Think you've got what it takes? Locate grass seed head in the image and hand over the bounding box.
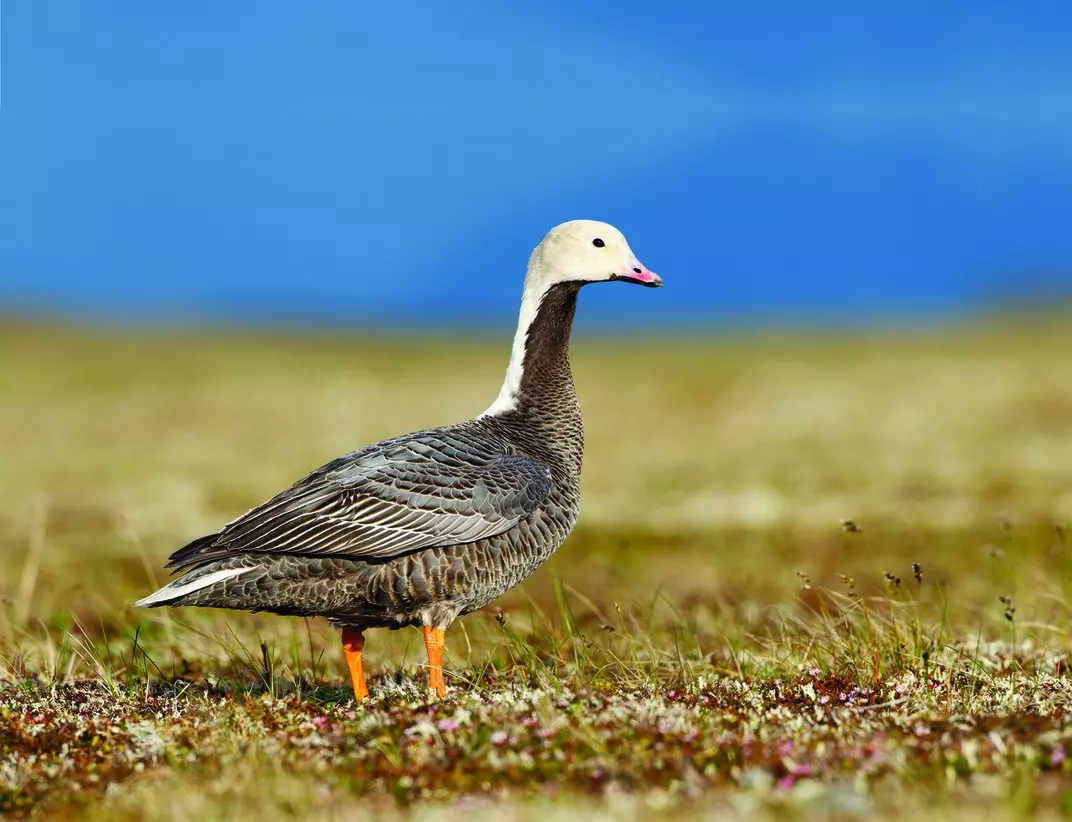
[838,574,857,598]
[999,595,1016,622]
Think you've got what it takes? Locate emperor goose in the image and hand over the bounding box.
[136,220,661,700]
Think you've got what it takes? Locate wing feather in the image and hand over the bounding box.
[167,426,552,569]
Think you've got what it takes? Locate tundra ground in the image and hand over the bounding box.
[1,318,1071,820]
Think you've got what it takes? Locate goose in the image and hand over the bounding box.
[135,220,661,700]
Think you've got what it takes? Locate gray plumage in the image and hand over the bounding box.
[141,283,584,629]
[136,219,661,645]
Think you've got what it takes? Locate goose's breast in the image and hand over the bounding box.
[446,487,578,611]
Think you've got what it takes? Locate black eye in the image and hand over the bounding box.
[592,238,605,248]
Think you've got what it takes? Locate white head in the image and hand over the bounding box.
[481,220,661,417]
[525,219,661,292]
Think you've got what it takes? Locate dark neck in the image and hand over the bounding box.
[515,282,581,415]
[482,281,584,475]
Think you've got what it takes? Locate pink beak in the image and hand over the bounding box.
[613,258,662,287]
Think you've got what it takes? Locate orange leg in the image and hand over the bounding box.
[341,627,369,701]
[423,626,447,697]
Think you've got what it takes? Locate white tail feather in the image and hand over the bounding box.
[134,566,253,607]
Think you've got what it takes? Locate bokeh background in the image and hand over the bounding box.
[4,1,1072,593]
[3,2,1071,325]
[3,0,1072,624]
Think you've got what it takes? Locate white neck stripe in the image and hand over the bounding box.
[479,279,548,418]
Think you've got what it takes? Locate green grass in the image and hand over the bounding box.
[2,317,1072,820]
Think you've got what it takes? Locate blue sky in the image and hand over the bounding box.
[2,2,1070,328]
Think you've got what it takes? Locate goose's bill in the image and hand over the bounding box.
[610,259,662,287]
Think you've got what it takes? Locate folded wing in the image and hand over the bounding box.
[167,428,553,570]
